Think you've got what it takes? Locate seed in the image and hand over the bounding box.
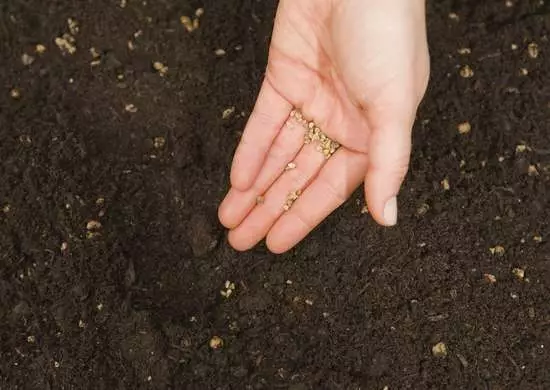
[483,273,497,283]
[209,336,223,349]
[180,16,194,32]
[35,44,47,54]
[195,8,204,17]
[153,61,168,76]
[86,220,102,231]
[528,165,539,176]
[125,104,138,113]
[256,195,265,205]
[457,47,471,55]
[457,121,471,134]
[519,68,529,76]
[489,245,505,256]
[21,53,35,66]
[448,12,459,21]
[215,49,226,56]
[10,88,21,99]
[460,65,474,78]
[432,342,448,357]
[285,162,296,171]
[441,178,450,191]
[512,268,525,281]
[222,107,235,119]
[527,43,539,59]
[153,136,166,149]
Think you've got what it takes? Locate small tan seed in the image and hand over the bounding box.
[527,42,539,59]
[460,65,474,78]
[457,121,471,134]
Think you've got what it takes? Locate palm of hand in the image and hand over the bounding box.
[219,0,429,253]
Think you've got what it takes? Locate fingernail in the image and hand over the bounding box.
[383,196,398,226]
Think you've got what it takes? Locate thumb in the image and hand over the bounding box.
[364,106,415,226]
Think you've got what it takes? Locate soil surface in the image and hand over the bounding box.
[1,0,550,389]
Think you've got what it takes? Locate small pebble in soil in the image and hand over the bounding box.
[527,43,539,59]
[457,121,471,134]
[222,106,235,119]
[483,273,497,283]
[460,65,474,78]
[512,268,525,281]
[209,336,223,349]
[432,342,448,357]
[125,104,138,113]
[10,88,21,99]
[489,245,505,256]
[21,53,35,66]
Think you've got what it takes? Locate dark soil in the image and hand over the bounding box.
[1,0,550,389]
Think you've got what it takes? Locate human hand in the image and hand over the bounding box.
[219,0,430,253]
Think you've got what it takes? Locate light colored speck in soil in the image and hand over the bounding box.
[222,106,235,119]
[457,47,471,55]
[448,12,459,21]
[35,44,46,54]
[86,220,102,231]
[457,121,471,134]
[460,65,474,78]
[489,245,505,256]
[10,88,20,99]
[125,104,138,113]
[153,136,166,149]
[432,342,448,357]
[512,268,525,281]
[528,42,539,59]
[209,335,223,349]
[21,53,35,66]
[153,61,168,76]
[215,49,226,56]
[441,178,450,191]
[528,165,539,176]
[483,273,497,283]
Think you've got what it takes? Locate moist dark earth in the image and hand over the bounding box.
[1,0,549,389]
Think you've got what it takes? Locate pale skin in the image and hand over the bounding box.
[219,0,430,253]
